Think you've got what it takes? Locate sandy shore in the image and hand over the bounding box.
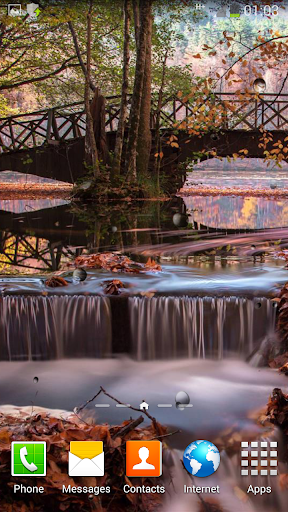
[179,186,288,197]
[0,182,73,199]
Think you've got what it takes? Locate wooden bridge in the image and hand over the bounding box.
[1,92,288,182]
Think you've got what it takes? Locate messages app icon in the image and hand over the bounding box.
[11,441,46,476]
[68,441,104,476]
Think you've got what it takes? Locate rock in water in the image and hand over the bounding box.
[247,334,281,367]
[173,213,188,228]
[73,268,87,281]
[79,180,92,191]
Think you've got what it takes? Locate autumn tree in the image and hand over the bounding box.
[125,0,153,182]
[84,0,99,176]
[0,0,205,194]
[112,0,131,178]
[180,14,288,168]
[136,0,153,177]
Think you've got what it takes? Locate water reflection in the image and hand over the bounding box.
[187,165,288,190]
[0,198,69,214]
[0,199,187,273]
[184,195,288,230]
[184,165,288,229]
[0,173,288,276]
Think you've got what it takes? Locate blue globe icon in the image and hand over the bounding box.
[183,440,220,477]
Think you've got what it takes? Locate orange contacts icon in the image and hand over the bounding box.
[126,440,162,477]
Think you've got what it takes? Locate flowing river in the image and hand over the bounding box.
[1,163,288,511]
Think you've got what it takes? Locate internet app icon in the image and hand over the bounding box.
[183,440,220,477]
[11,441,46,476]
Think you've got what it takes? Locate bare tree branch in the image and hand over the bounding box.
[0,50,27,77]
[68,20,96,92]
[0,55,80,91]
[216,34,288,83]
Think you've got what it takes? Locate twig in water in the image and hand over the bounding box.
[75,388,103,415]
[112,415,144,439]
[100,386,161,435]
[150,429,180,441]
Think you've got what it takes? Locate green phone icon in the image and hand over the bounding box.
[11,442,46,476]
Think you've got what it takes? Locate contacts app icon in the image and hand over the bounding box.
[126,440,162,477]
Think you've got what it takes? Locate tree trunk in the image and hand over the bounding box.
[132,0,140,49]
[137,2,152,177]
[125,0,152,182]
[90,88,109,164]
[112,0,131,178]
[68,20,96,92]
[154,49,168,193]
[84,0,99,177]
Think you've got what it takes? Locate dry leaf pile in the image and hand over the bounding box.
[0,410,166,512]
[279,362,288,376]
[266,388,288,435]
[273,250,288,265]
[271,283,288,369]
[74,253,161,274]
[266,387,288,491]
[45,276,68,288]
[102,280,125,295]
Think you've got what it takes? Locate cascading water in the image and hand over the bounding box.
[129,296,276,360]
[0,295,276,361]
[0,296,112,360]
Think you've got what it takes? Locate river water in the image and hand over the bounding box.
[1,164,288,511]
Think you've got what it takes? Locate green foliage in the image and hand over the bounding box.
[184,12,288,62]
[0,94,18,117]
[0,0,201,111]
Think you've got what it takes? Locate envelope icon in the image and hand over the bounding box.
[68,441,104,476]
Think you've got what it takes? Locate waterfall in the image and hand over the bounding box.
[0,296,112,360]
[0,295,276,361]
[129,296,276,360]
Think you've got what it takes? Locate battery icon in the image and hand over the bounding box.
[230,2,240,17]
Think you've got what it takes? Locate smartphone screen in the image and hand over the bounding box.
[1,1,288,511]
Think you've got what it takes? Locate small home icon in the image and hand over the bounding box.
[139,400,149,411]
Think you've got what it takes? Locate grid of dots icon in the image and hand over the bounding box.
[241,441,277,476]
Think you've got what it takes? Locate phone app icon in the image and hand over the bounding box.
[11,441,46,476]
[68,441,104,476]
[126,440,162,477]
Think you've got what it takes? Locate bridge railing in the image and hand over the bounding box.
[0,102,85,152]
[0,96,129,152]
[215,92,288,131]
[1,92,288,152]
[155,92,288,131]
